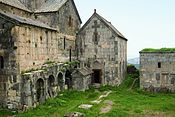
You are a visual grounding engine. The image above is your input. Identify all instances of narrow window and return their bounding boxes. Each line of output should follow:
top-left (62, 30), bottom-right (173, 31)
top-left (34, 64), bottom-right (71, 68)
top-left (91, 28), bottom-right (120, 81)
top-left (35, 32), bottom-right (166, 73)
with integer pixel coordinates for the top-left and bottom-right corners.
top-left (63, 37), bottom-right (66, 50)
top-left (0, 56), bottom-right (4, 69)
top-left (158, 62), bottom-right (161, 68)
top-left (68, 16), bottom-right (73, 27)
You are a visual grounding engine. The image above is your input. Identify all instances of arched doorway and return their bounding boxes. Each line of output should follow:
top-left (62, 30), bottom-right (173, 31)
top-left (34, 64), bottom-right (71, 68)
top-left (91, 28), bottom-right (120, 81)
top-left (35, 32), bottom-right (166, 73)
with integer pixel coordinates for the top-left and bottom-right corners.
top-left (65, 70), bottom-right (72, 90)
top-left (48, 75), bottom-right (55, 97)
top-left (57, 73), bottom-right (64, 91)
top-left (36, 78), bottom-right (44, 103)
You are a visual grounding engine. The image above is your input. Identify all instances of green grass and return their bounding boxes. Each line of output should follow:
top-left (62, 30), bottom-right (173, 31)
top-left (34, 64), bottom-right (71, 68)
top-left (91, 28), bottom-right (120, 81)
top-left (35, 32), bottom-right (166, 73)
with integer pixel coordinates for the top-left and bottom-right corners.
top-left (1, 74), bottom-right (175, 117)
top-left (141, 48), bottom-right (175, 52)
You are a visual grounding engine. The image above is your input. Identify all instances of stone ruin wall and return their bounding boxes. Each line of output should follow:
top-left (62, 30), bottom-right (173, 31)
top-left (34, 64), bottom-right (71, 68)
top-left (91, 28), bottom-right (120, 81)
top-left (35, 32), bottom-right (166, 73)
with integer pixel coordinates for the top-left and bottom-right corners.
top-left (140, 52), bottom-right (175, 91)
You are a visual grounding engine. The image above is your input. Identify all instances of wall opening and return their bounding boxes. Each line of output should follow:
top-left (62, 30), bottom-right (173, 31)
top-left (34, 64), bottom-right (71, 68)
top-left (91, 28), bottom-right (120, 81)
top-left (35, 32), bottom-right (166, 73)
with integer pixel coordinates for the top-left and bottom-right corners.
top-left (92, 69), bottom-right (102, 84)
top-left (36, 78), bottom-right (44, 103)
top-left (0, 56), bottom-right (4, 69)
top-left (64, 37), bottom-right (66, 50)
top-left (65, 70), bottom-right (72, 89)
top-left (57, 73), bottom-right (64, 91)
top-left (68, 16), bottom-right (73, 27)
top-left (158, 62), bottom-right (161, 68)
top-left (48, 75), bottom-right (55, 97)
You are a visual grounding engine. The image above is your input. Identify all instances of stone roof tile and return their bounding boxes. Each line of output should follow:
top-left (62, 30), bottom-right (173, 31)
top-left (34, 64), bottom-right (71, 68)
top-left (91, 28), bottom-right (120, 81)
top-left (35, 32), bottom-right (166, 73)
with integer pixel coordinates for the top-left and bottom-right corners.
top-left (0, 0), bottom-right (31, 12)
top-left (0, 10), bottom-right (57, 30)
top-left (35, 0), bottom-right (67, 13)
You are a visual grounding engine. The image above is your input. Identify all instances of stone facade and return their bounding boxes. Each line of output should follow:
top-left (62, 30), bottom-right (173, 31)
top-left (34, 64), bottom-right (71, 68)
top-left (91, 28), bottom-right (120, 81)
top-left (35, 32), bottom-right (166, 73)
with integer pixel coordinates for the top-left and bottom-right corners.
top-left (0, 0), bottom-right (81, 110)
top-left (0, 0), bottom-right (128, 110)
top-left (76, 10), bottom-right (127, 86)
top-left (140, 51), bottom-right (175, 92)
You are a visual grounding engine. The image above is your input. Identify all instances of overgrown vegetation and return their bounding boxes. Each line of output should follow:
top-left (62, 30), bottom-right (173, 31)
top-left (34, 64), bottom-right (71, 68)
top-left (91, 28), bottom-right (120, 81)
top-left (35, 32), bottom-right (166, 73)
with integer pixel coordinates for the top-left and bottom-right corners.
top-left (1, 65), bottom-right (175, 117)
top-left (141, 48), bottom-right (175, 52)
top-left (21, 68), bottom-right (47, 75)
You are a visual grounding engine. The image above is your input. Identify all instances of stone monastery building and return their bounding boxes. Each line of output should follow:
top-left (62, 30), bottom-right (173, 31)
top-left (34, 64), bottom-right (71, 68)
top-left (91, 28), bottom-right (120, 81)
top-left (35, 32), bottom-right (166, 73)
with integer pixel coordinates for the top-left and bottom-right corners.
top-left (0, 0), bottom-right (127, 109)
top-left (140, 49), bottom-right (175, 92)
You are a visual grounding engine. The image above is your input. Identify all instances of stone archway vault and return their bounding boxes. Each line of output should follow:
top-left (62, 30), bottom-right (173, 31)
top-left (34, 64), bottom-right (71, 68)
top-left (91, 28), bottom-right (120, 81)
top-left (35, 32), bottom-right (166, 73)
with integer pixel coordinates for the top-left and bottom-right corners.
top-left (36, 78), bottom-right (45, 103)
top-left (48, 75), bottom-right (55, 97)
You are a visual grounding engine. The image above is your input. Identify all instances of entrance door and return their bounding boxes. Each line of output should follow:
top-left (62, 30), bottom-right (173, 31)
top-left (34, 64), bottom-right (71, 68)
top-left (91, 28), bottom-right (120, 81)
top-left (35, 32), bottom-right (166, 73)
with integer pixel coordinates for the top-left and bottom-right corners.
top-left (92, 69), bottom-right (102, 84)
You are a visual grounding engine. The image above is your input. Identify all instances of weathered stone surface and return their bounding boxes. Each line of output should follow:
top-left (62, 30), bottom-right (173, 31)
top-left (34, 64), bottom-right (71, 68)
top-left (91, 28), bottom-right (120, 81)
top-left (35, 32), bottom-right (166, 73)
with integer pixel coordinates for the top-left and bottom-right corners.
top-left (0, 0), bottom-right (81, 109)
top-left (140, 52), bottom-right (175, 92)
top-left (78, 104), bottom-right (93, 109)
top-left (100, 100), bottom-right (113, 114)
top-left (64, 112), bottom-right (84, 117)
top-left (77, 10), bottom-right (127, 86)
top-left (0, 0), bottom-right (127, 110)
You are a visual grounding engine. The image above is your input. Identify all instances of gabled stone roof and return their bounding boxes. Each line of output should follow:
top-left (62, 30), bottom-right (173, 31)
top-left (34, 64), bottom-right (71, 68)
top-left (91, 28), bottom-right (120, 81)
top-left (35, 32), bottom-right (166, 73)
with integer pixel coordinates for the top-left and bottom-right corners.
top-left (79, 10), bottom-right (127, 41)
top-left (35, 0), bottom-right (82, 23)
top-left (35, 0), bottom-right (67, 13)
top-left (0, 0), bottom-right (31, 12)
top-left (0, 10), bottom-right (57, 31)
top-left (72, 67), bottom-right (92, 77)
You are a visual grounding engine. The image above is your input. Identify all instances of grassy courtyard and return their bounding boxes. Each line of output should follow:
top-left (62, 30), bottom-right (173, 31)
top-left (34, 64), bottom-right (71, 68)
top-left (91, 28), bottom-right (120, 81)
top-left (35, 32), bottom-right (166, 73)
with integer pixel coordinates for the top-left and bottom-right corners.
top-left (1, 74), bottom-right (175, 117)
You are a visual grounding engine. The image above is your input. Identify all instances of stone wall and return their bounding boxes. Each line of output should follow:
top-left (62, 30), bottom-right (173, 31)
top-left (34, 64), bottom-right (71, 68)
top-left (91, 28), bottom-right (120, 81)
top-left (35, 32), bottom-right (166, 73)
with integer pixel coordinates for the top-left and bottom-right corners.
top-left (77, 15), bottom-right (127, 86)
top-left (11, 25), bottom-right (75, 72)
top-left (117, 38), bottom-right (127, 84)
top-left (35, 0), bottom-right (81, 36)
top-left (0, 3), bottom-right (31, 18)
top-left (140, 52), bottom-right (175, 91)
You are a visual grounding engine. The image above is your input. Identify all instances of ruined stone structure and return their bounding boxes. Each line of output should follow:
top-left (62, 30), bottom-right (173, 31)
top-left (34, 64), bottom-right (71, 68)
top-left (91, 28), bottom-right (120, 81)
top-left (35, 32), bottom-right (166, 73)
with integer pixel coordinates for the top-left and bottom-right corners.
top-left (140, 49), bottom-right (175, 92)
top-left (76, 10), bottom-right (127, 86)
top-left (0, 0), bottom-right (81, 109)
top-left (0, 0), bottom-right (127, 110)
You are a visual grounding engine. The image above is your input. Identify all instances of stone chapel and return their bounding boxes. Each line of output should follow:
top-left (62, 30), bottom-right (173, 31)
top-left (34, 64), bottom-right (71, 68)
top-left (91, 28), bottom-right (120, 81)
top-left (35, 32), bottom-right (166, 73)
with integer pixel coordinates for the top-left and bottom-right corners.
top-left (76, 9), bottom-right (127, 86)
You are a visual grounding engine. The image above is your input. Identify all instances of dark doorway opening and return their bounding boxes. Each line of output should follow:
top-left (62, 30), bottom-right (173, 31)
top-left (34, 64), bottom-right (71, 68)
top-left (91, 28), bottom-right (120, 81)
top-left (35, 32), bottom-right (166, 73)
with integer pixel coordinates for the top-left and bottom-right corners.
top-left (36, 78), bottom-right (44, 103)
top-left (65, 70), bottom-right (72, 89)
top-left (92, 69), bottom-right (102, 84)
top-left (57, 73), bottom-right (64, 91)
top-left (0, 56), bottom-right (4, 69)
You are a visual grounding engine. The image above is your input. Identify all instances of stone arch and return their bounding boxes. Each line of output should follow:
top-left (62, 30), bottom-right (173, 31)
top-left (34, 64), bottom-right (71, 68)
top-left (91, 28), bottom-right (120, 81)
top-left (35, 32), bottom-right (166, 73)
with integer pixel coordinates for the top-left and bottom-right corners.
top-left (57, 72), bottom-right (64, 91)
top-left (36, 78), bottom-right (44, 103)
top-left (0, 56), bottom-right (4, 69)
top-left (48, 75), bottom-right (55, 97)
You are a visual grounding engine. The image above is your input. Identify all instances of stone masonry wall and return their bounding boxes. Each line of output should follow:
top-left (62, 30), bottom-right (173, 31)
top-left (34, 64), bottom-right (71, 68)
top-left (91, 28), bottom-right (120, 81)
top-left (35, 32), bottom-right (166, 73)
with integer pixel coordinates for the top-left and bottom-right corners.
top-left (140, 52), bottom-right (175, 91)
top-left (0, 3), bottom-right (31, 18)
top-left (11, 25), bottom-right (75, 73)
top-left (35, 0), bottom-right (81, 36)
top-left (77, 16), bottom-right (127, 85)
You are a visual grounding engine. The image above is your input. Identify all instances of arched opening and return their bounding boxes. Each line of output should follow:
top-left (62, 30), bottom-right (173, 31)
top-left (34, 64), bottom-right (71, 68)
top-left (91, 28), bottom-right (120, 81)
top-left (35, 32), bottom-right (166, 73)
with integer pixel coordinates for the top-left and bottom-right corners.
top-left (36, 78), bottom-right (44, 103)
top-left (65, 70), bottom-right (72, 90)
top-left (48, 75), bottom-right (55, 97)
top-left (0, 56), bottom-right (4, 69)
top-left (57, 73), bottom-right (64, 91)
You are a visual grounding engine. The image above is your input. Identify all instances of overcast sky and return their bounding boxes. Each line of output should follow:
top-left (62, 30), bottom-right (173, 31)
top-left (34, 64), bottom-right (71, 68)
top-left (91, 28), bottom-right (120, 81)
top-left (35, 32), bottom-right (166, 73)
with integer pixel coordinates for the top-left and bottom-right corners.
top-left (74, 0), bottom-right (175, 59)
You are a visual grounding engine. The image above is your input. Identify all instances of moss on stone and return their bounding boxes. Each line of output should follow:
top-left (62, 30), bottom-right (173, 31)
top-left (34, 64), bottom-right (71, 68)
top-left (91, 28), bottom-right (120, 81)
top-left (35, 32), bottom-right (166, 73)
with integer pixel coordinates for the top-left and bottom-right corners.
top-left (141, 48), bottom-right (175, 52)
